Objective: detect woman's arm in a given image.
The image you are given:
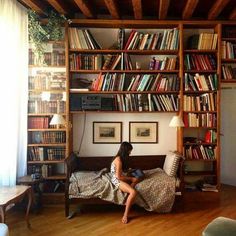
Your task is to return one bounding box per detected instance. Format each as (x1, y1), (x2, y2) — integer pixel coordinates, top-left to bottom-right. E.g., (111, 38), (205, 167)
(114, 157), (137, 183)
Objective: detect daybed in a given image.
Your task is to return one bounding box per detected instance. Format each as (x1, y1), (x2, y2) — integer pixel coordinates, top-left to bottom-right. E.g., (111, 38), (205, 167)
(65, 153), (184, 217)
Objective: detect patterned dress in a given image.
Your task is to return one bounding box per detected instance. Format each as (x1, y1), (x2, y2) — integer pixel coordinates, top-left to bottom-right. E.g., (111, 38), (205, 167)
(110, 162), (120, 187)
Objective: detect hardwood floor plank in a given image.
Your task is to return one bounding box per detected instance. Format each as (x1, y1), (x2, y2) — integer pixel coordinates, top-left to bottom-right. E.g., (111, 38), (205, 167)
(5, 184), (236, 236)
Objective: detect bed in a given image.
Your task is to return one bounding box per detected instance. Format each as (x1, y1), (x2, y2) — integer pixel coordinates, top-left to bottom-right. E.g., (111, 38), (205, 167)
(65, 153), (184, 217)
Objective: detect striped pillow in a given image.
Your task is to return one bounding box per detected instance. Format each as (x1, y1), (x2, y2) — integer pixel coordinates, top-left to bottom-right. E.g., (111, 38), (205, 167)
(163, 152), (181, 177)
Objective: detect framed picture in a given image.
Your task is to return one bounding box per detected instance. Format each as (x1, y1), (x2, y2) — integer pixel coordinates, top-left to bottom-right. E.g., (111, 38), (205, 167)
(93, 122), (122, 143)
(129, 122), (158, 143)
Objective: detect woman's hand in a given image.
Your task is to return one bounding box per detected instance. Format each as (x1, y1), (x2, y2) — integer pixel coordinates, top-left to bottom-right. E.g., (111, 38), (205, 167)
(130, 177), (139, 187)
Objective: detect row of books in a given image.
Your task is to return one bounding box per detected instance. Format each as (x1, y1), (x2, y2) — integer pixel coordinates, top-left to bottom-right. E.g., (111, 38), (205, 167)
(187, 33), (218, 50)
(183, 93), (216, 112)
(28, 92), (63, 101)
(68, 28), (101, 49)
(116, 94), (178, 112)
(183, 113), (217, 127)
(222, 65), (236, 80)
(28, 71), (66, 90)
(28, 131), (66, 144)
(149, 57), (177, 70)
(28, 146), (65, 161)
(28, 101), (66, 114)
(41, 164), (53, 178)
(185, 54), (217, 71)
(205, 130), (217, 143)
(221, 41), (236, 59)
(28, 117), (50, 129)
(124, 28), (179, 50)
(90, 73), (179, 92)
(69, 53), (103, 70)
(184, 73), (218, 91)
(29, 50), (65, 66)
(184, 145), (216, 160)
(69, 53), (178, 71)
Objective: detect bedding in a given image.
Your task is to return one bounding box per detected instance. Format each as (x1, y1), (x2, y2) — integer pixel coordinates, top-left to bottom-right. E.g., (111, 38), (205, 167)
(69, 167), (176, 213)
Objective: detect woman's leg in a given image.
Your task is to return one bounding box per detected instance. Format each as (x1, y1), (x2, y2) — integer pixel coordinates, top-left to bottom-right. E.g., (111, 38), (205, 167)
(119, 181), (137, 224)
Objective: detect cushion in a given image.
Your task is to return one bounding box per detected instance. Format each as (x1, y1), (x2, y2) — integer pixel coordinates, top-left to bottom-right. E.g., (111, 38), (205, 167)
(202, 217), (236, 236)
(163, 152), (181, 177)
(0, 224), (9, 236)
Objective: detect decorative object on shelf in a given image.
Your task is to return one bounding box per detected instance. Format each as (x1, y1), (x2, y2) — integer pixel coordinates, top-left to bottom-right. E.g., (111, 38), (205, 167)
(169, 115), (184, 128)
(50, 114), (66, 129)
(93, 122), (122, 144)
(28, 10), (67, 65)
(129, 122), (158, 143)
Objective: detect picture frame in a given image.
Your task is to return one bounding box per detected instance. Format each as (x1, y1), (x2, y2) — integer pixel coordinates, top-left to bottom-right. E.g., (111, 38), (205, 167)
(93, 122), (122, 144)
(129, 122), (158, 143)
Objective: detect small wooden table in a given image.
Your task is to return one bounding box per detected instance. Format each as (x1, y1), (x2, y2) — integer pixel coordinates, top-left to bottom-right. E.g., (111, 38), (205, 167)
(0, 185), (32, 227)
(18, 175), (42, 209)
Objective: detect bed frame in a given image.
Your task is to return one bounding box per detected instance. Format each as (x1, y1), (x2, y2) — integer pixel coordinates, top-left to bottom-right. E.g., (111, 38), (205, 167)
(65, 154), (184, 217)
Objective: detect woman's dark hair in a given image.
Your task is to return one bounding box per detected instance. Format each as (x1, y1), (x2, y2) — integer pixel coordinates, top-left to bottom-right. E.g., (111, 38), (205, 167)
(113, 141), (133, 171)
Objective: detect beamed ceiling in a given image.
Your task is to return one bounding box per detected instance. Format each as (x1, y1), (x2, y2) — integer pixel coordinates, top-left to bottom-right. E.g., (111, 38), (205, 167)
(18, 0), (236, 21)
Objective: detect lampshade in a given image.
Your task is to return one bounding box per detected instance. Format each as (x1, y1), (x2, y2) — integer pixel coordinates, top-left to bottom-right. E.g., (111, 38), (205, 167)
(50, 114), (66, 126)
(169, 115), (184, 127)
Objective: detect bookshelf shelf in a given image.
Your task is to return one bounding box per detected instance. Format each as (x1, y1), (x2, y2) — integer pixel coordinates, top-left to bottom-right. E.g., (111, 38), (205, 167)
(28, 128), (67, 131)
(184, 171), (216, 176)
(69, 49), (179, 55)
(27, 143), (66, 147)
(184, 50), (217, 53)
(70, 110), (177, 114)
(28, 160), (65, 164)
(70, 91), (179, 94)
(70, 69), (179, 73)
(185, 159), (216, 162)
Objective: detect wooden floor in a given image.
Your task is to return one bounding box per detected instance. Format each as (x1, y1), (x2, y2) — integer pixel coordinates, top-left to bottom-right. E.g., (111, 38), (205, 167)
(5, 184), (236, 236)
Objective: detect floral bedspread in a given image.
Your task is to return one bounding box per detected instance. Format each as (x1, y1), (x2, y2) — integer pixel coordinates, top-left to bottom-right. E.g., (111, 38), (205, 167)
(69, 168), (176, 213)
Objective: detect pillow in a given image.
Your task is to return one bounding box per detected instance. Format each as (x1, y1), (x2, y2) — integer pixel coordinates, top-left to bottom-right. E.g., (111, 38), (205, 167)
(163, 152), (181, 177)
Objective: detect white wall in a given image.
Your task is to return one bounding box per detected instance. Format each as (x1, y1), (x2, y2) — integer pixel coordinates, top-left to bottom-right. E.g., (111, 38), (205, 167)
(221, 87), (236, 186)
(72, 113), (177, 156)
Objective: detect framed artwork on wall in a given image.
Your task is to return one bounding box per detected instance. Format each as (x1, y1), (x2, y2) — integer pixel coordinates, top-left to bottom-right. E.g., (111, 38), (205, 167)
(129, 122), (158, 143)
(93, 122), (122, 143)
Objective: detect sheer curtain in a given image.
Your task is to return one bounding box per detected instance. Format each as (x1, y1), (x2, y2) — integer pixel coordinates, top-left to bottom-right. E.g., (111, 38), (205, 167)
(0, 0), (28, 186)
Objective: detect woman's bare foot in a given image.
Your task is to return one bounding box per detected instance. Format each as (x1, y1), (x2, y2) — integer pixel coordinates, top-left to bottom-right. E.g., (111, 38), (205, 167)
(122, 215), (129, 224)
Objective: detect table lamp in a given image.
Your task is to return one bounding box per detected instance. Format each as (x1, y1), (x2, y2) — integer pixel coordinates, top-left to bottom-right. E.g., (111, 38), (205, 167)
(50, 114), (66, 129)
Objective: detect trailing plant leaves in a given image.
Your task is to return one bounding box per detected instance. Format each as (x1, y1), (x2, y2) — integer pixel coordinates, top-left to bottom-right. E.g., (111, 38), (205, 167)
(28, 10), (66, 64)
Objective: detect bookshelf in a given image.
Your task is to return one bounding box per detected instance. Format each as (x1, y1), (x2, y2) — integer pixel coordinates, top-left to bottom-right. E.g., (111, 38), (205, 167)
(27, 39), (68, 195)
(25, 20), (234, 202)
(65, 20), (225, 196)
(182, 24), (220, 193)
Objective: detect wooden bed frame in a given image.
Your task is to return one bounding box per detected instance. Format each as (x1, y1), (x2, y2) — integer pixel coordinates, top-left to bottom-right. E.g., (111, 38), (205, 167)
(65, 154), (184, 217)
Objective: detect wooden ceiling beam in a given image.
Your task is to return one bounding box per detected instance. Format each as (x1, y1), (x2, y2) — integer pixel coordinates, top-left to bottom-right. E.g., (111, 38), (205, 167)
(208, 0), (230, 20)
(104, 0), (120, 19)
(20, 0), (47, 15)
(229, 8), (236, 20)
(132, 0), (143, 20)
(73, 0), (95, 18)
(159, 0), (170, 20)
(47, 0), (68, 15)
(182, 0), (199, 20)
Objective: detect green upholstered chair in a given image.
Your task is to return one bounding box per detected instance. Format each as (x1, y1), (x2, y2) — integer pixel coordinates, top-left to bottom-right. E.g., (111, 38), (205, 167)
(202, 217), (236, 236)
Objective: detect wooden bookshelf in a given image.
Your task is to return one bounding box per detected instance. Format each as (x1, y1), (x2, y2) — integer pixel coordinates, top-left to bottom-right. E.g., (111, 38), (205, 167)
(27, 38), (68, 195)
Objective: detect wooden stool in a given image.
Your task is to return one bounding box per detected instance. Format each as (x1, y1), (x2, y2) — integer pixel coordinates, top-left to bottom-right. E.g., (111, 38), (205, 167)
(0, 186), (32, 227)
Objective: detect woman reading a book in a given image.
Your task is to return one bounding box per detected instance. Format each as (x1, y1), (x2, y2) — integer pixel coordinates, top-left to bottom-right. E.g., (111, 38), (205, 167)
(110, 141), (140, 224)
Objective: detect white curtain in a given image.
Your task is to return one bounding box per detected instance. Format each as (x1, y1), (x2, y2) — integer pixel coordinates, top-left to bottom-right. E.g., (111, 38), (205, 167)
(0, 0), (28, 186)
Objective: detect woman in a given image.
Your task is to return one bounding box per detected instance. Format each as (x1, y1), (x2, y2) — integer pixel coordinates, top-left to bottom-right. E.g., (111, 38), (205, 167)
(110, 141), (139, 224)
